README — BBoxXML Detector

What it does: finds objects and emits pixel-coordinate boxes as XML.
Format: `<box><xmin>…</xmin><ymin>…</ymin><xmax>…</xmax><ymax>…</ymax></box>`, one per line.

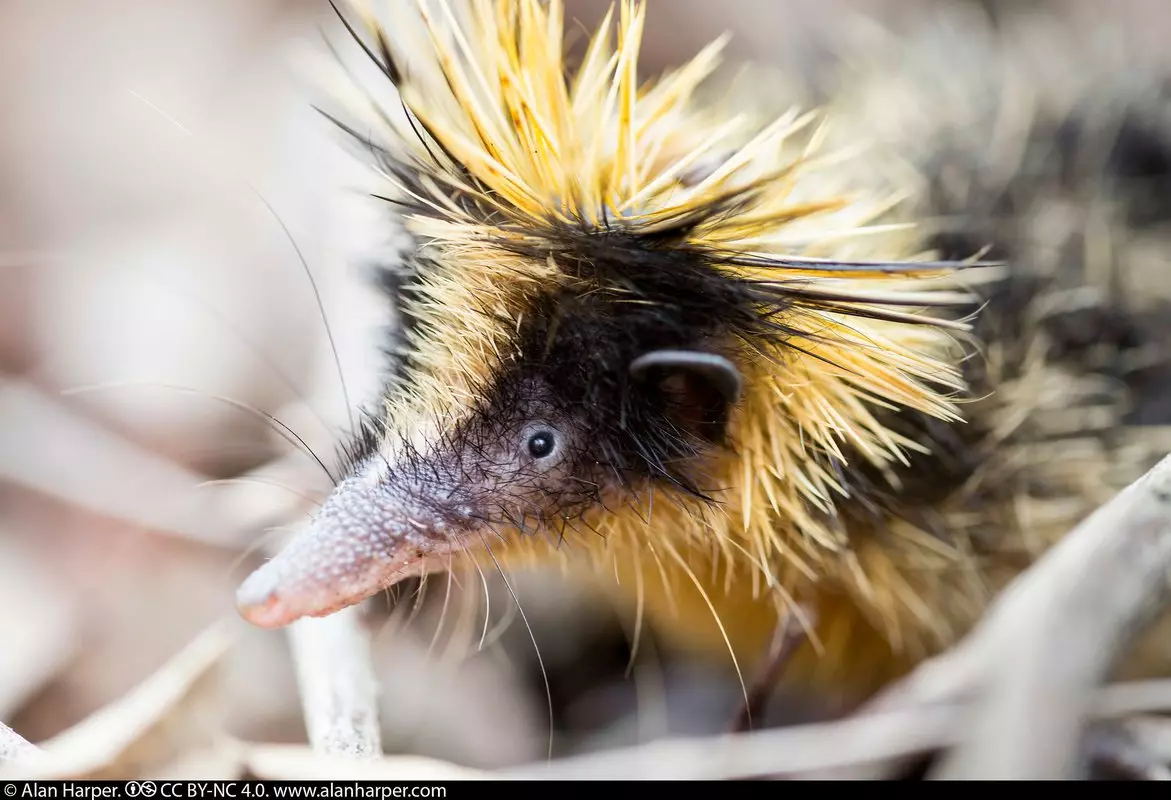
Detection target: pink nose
<box><xmin>236</xmin><ymin>566</ymin><xmax>300</xmax><ymax>628</ymax></box>
<box><xmin>234</xmin><ymin>528</ymin><xmax>399</xmax><ymax>629</ymax></box>
<box><xmin>233</xmin><ymin>476</ymin><xmax>462</xmax><ymax>628</ymax></box>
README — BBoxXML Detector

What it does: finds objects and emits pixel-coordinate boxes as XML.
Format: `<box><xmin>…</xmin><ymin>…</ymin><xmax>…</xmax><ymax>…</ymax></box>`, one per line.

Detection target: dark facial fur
<box><xmin>236</xmin><ymin>228</ymin><xmax>766</xmax><ymax>627</ymax></box>
<box><xmin>359</xmin><ymin>271</ymin><xmax>753</xmax><ymax>531</ymax></box>
<box><xmin>387</xmin><ymin>373</ymin><xmax>622</xmax><ymax>535</ymax></box>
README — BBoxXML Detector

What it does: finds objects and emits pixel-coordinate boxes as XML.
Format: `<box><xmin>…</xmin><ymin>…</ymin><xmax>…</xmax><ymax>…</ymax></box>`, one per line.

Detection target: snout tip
<box><xmin>235</xmin><ymin>565</ymin><xmax>297</xmax><ymax>628</ymax></box>
<box><xmin>233</xmin><ymin>476</ymin><xmax>465</xmax><ymax>629</ymax></box>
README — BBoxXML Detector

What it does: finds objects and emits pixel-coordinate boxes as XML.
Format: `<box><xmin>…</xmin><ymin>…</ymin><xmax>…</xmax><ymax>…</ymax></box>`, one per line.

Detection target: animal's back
<box><xmin>614</xmin><ymin>6</ymin><xmax>1171</xmax><ymax>705</ymax></box>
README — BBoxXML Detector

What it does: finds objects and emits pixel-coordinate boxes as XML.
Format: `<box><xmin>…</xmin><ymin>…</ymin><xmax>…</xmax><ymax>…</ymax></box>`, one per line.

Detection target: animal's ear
<box><xmin>629</xmin><ymin>350</ymin><xmax>742</xmax><ymax>444</ymax></box>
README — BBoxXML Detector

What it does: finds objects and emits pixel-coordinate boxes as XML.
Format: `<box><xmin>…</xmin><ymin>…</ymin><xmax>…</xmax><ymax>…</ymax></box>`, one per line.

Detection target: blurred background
<box><xmin>3</xmin><ymin>0</ymin><xmax>1171</xmax><ymax>775</ymax></box>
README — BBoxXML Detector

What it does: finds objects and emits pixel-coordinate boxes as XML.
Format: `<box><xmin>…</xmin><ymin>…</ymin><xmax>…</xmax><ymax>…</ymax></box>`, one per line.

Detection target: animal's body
<box><xmin>236</xmin><ymin>0</ymin><xmax>1171</xmax><ymax>708</ymax></box>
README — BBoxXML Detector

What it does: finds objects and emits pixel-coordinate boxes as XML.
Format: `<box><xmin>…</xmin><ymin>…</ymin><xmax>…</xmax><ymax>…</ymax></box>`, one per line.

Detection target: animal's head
<box><xmin>237</xmin><ymin>0</ymin><xmax>975</xmax><ymax>628</ymax></box>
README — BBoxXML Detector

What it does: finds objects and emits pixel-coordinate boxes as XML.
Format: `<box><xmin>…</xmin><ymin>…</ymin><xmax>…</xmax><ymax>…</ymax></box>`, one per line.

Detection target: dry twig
<box><xmin>498</xmin><ymin>675</ymin><xmax>1171</xmax><ymax>781</ymax></box>
<box><xmin>933</xmin><ymin>453</ymin><xmax>1171</xmax><ymax>779</ymax></box>
<box><xmin>506</xmin><ymin>704</ymin><xmax>966</xmax><ymax>780</ymax></box>
<box><xmin>255</xmin><ymin>522</ymin><xmax>381</xmax><ymax>760</ymax></box>
<box><xmin>286</xmin><ymin>601</ymin><xmax>382</xmax><ymax>759</ymax></box>
<box><xmin>1096</xmin><ymin>680</ymin><xmax>1171</xmax><ymax>716</ymax></box>
<box><xmin>0</xmin><ymin>721</ymin><xmax>41</xmax><ymax>767</ymax></box>
<box><xmin>801</xmin><ymin>639</ymin><xmax>988</xmax><ymax>779</ymax></box>
<box><xmin>0</xmin><ymin>623</ymin><xmax>230</xmax><ymax>779</ymax></box>
<box><xmin>0</xmin><ymin>378</ymin><xmax>251</xmax><ymax>549</ymax></box>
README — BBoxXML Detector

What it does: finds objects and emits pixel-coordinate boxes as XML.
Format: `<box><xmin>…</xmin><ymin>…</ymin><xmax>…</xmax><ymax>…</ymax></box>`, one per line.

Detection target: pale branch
<box><xmin>265</xmin><ymin>524</ymin><xmax>382</xmax><ymax>760</ymax></box>
<box><xmin>1095</xmin><ymin>680</ymin><xmax>1171</xmax><ymax>717</ymax></box>
<box><xmin>0</xmin><ymin>378</ymin><xmax>254</xmax><ymax>549</ymax></box>
<box><xmin>287</xmin><ymin>605</ymin><xmax>383</xmax><ymax>759</ymax></box>
<box><xmin>932</xmin><ymin>453</ymin><xmax>1171</xmax><ymax>779</ymax></box>
<box><xmin>0</xmin><ymin>721</ymin><xmax>42</xmax><ymax>767</ymax></box>
<box><xmin>500</xmin><ymin>675</ymin><xmax>1171</xmax><ymax>781</ymax></box>
<box><xmin>801</xmin><ymin>638</ymin><xmax>989</xmax><ymax>779</ymax></box>
<box><xmin>506</xmin><ymin>704</ymin><xmax>965</xmax><ymax>780</ymax></box>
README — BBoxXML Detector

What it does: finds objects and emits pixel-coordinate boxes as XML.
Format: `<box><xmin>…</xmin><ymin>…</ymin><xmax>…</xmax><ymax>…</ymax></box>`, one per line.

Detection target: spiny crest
<box><xmin>333</xmin><ymin>0</ymin><xmax>956</xmax><ymax>267</ymax></box>
<box><xmin>324</xmin><ymin>0</ymin><xmax>988</xmax><ymax>602</ymax></box>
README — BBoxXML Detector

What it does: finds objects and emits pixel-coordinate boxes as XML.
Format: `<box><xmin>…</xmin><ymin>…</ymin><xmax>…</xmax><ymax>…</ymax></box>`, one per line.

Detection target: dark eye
<box><xmin>527</xmin><ymin>430</ymin><xmax>556</xmax><ymax>459</ymax></box>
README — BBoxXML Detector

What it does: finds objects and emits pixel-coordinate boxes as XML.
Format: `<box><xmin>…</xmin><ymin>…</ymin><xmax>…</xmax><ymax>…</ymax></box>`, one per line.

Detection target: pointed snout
<box><xmin>235</xmin><ymin>475</ymin><xmax>460</xmax><ymax>628</ymax></box>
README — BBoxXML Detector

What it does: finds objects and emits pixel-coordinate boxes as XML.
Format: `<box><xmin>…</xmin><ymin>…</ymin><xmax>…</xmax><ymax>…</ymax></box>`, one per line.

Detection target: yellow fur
<box><xmin>328</xmin><ymin>0</ymin><xmax>1003</xmax><ymax>695</ymax></box>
